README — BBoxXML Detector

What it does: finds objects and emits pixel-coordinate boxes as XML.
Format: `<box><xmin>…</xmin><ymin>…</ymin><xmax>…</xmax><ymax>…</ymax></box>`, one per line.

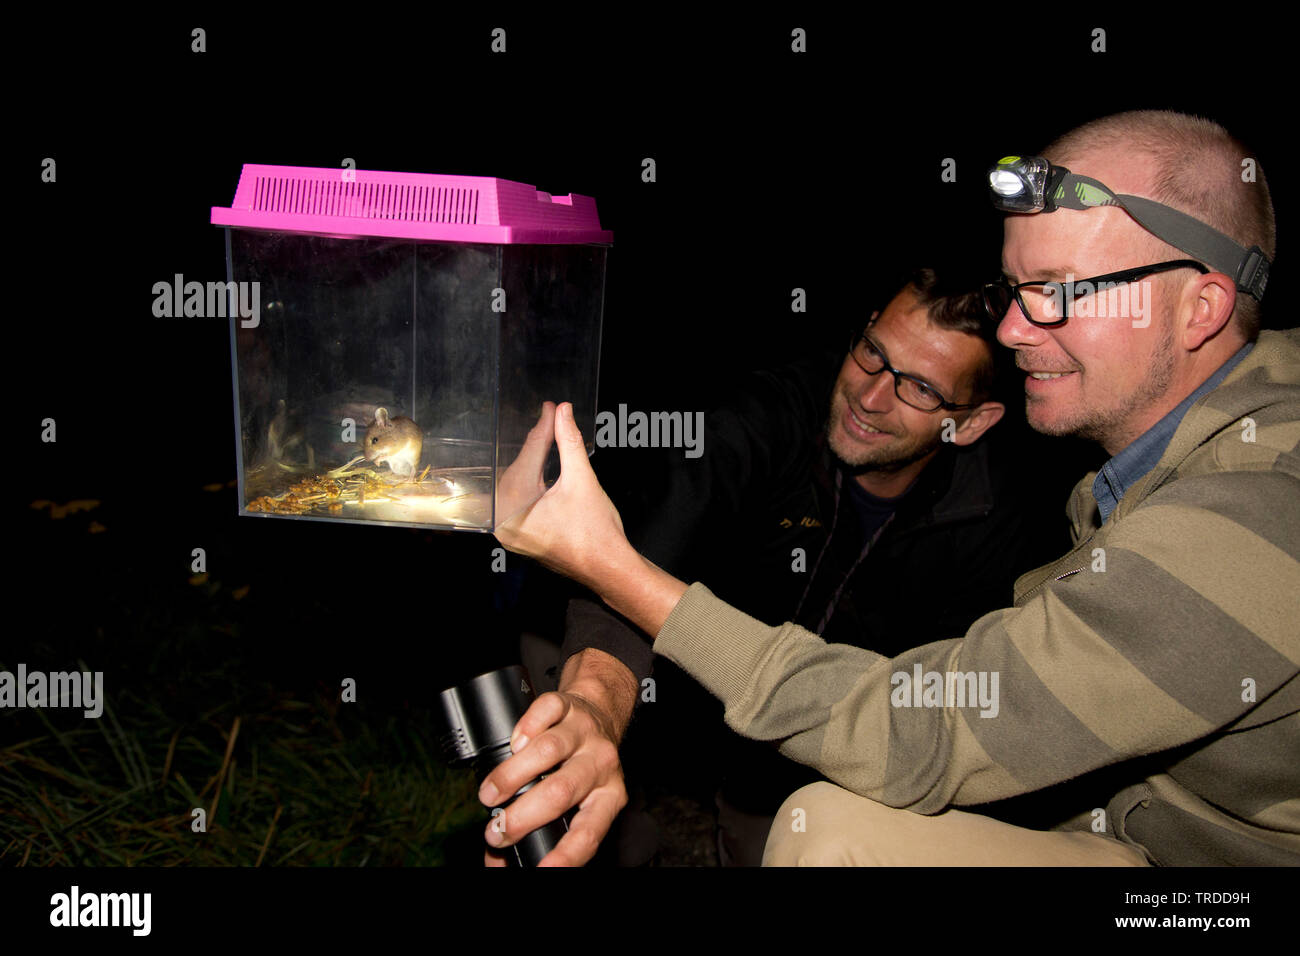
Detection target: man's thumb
<box><xmin>554</xmin><ymin>402</ymin><xmax>592</xmax><ymax>471</ymax></box>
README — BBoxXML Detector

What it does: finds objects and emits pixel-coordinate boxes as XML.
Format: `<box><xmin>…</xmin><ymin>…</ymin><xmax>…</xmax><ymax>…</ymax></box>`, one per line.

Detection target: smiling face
<box><xmin>827</xmin><ymin>287</ymin><xmax>993</xmax><ymax>496</ymax></box>
<box><xmin>995</xmin><ymin>150</ymin><xmax>1193</xmax><ymax>454</ymax></box>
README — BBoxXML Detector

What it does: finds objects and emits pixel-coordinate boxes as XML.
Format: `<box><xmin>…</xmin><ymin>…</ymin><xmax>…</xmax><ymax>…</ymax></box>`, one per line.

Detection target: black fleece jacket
<box><xmin>560</xmin><ymin>351</ymin><xmax>1069</xmax><ymax>679</ymax></box>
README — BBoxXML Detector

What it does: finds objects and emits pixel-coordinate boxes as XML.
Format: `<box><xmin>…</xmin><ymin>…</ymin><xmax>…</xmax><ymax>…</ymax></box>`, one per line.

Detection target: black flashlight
<box><xmin>436</xmin><ymin>665</ymin><xmax>570</xmax><ymax>866</ymax></box>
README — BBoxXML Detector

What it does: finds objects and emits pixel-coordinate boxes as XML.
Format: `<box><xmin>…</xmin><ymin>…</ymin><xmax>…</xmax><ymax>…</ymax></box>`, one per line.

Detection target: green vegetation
<box><xmin>1</xmin><ymin>679</ymin><xmax>484</xmax><ymax>867</ymax></box>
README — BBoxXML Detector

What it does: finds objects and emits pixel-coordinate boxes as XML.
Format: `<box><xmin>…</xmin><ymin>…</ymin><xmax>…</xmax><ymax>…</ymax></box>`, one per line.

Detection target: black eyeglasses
<box><xmin>847</xmin><ymin>326</ymin><xmax>978</xmax><ymax>412</ymax></box>
<box><xmin>983</xmin><ymin>259</ymin><xmax>1209</xmax><ymax>327</ymax></box>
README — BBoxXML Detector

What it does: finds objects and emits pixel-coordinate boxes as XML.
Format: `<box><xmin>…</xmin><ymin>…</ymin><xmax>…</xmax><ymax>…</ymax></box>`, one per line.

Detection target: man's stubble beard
<box><xmin>1027</xmin><ymin>316</ymin><xmax>1176</xmax><ymax>448</ymax></box>
<box><xmin>825</xmin><ymin>391</ymin><xmax>943</xmax><ymax>475</ymax></box>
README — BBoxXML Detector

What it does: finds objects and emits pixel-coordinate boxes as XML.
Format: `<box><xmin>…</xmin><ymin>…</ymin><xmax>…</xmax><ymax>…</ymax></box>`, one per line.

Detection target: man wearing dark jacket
<box><xmin>485</xmin><ymin>268</ymin><xmax>1072</xmax><ymax>865</ymax></box>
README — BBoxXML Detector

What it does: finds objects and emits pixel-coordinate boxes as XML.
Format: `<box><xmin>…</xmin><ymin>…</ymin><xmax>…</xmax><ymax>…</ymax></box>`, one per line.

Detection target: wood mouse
<box><xmin>363</xmin><ymin>407</ymin><xmax>423</xmax><ymax>478</ymax></box>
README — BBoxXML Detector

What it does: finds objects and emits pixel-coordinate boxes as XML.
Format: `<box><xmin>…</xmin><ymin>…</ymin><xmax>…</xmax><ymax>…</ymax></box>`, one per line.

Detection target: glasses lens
<box><xmin>1017</xmin><ymin>283</ymin><xmax>1072</xmax><ymax>326</ymax></box>
<box><xmin>853</xmin><ymin>336</ymin><xmax>885</xmax><ymax>372</ymax></box>
<box><xmin>897</xmin><ymin>378</ymin><xmax>943</xmax><ymax>411</ymax></box>
<box><xmin>982</xmin><ymin>282</ymin><xmax>1013</xmax><ymax>321</ymax></box>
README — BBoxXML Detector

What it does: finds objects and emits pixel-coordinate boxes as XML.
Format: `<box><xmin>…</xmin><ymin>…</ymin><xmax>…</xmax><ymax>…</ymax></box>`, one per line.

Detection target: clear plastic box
<box><xmin>211</xmin><ymin>164</ymin><xmax>610</xmax><ymax>531</ymax></box>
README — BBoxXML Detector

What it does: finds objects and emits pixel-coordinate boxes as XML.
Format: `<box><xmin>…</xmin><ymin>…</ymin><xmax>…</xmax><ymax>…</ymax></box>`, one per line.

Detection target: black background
<box><xmin>7</xmin><ymin>10</ymin><xmax>1296</xmax><ymax>935</ymax></box>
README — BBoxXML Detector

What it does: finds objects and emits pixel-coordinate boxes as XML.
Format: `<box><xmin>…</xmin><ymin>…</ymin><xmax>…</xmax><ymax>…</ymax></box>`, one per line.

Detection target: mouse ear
<box><xmin>374</xmin><ymin>407</ymin><xmax>390</xmax><ymax>426</ymax></box>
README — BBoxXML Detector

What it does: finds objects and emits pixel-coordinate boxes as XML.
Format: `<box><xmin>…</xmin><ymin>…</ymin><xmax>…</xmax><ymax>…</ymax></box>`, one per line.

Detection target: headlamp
<box><xmin>987</xmin><ymin>156</ymin><xmax>1057</xmax><ymax>211</ymax></box>
<box><xmin>987</xmin><ymin>155</ymin><xmax>1270</xmax><ymax>300</ymax></box>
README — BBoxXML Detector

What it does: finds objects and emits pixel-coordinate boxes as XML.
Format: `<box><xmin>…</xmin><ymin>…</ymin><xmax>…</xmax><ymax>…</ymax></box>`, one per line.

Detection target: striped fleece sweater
<box><xmin>653</xmin><ymin>328</ymin><xmax>1300</xmax><ymax>865</ymax></box>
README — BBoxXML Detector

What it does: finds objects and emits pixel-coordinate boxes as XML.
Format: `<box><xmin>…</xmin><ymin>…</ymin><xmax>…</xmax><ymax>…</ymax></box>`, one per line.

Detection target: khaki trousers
<box><xmin>764</xmin><ymin>782</ymin><xmax>1150</xmax><ymax>866</ymax></box>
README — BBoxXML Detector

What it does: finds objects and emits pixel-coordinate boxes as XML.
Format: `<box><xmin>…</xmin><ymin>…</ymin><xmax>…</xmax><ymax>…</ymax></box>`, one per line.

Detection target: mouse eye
<box><xmin>370</xmin><ymin>437</ymin><xmax>378</xmax><ymax>444</ymax></box>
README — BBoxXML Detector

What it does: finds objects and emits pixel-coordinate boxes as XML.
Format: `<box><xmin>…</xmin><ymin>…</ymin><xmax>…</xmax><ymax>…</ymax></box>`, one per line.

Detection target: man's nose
<box><xmin>855</xmin><ymin>369</ymin><xmax>896</xmax><ymax>409</ymax></box>
<box><xmin>995</xmin><ymin>297</ymin><xmax>1050</xmax><ymax>350</ymax></box>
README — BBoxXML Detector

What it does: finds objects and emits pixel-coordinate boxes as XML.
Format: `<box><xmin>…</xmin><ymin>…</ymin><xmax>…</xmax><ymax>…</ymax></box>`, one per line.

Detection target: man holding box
<box><xmin>490</xmin><ymin>110</ymin><xmax>1299</xmax><ymax>865</ymax></box>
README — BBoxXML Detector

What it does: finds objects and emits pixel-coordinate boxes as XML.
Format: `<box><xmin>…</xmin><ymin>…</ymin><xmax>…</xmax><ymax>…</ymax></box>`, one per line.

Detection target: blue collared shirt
<box><xmin>1093</xmin><ymin>342</ymin><xmax>1254</xmax><ymax>523</ymax></box>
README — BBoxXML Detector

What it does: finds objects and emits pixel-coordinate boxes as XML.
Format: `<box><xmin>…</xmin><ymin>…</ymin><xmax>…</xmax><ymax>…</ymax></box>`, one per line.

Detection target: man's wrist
<box><xmin>558</xmin><ymin>648</ymin><xmax>639</xmax><ymax>744</ymax></box>
<box><xmin>577</xmin><ymin>534</ymin><xmax>644</xmax><ymax>595</ymax></box>
<box><xmin>600</xmin><ymin>550</ymin><xmax>690</xmax><ymax>639</ymax></box>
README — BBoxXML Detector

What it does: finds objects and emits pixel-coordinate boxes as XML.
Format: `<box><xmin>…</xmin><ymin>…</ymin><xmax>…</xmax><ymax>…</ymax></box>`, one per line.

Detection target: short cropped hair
<box><xmin>1043</xmin><ymin>110</ymin><xmax>1275</xmax><ymax>339</ymax></box>
<box><xmin>905</xmin><ymin>267</ymin><xmax>999</xmax><ymax>403</ymax></box>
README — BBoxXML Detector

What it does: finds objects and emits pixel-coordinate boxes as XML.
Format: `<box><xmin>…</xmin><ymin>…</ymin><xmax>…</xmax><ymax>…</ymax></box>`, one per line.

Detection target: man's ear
<box><xmin>949</xmin><ymin>401</ymin><xmax>1004</xmax><ymax>447</ymax></box>
<box><xmin>1182</xmin><ymin>272</ymin><xmax>1237</xmax><ymax>350</ymax></box>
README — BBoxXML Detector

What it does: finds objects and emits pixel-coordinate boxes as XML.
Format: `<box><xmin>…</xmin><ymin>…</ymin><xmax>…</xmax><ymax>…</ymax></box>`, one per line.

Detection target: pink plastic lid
<box><xmin>211</xmin><ymin>164</ymin><xmax>612</xmax><ymax>244</ymax></box>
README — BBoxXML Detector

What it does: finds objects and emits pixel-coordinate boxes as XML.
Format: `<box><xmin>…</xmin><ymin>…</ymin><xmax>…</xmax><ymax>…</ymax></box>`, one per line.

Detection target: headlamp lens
<box><xmin>987</xmin><ymin>156</ymin><xmax>1052</xmax><ymax>213</ymax></box>
<box><xmin>989</xmin><ymin>169</ymin><xmax>1025</xmax><ymax>197</ymax></box>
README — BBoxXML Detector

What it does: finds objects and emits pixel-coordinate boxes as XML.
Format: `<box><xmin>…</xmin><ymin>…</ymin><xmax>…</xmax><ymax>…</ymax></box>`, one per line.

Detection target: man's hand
<box><xmin>495</xmin><ymin>401</ymin><xmax>690</xmax><ymax>652</ymax></box>
<box><xmin>495</xmin><ymin>400</ymin><xmax>557</xmax><ymax>527</ymax></box>
<box><xmin>477</xmin><ymin>649</ymin><xmax>638</xmax><ymax>866</ymax></box>
<box><xmin>494</xmin><ymin>402</ymin><xmax>634</xmax><ymax>594</ymax></box>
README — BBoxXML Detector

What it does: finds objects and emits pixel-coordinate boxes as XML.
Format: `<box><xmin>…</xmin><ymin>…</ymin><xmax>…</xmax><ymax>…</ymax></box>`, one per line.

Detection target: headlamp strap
<box><xmin>1045</xmin><ymin>173</ymin><xmax>1120</xmax><ymax>211</ymax></box>
<box><xmin>1050</xmin><ymin>172</ymin><xmax>1270</xmax><ymax>300</ymax></box>
<box><xmin>1117</xmin><ymin>196</ymin><xmax>1269</xmax><ymax>301</ymax></box>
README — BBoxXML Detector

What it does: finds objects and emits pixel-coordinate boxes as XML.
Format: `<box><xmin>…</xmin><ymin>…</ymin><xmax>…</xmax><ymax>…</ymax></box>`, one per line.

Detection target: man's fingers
<box><xmin>483</xmin><ymin>758</ymin><xmax>596</xmax><ymax>848</ymax></box>
<box><xmin>478</xmin><ymin>694</ymin><xmax>573</xmax><ymax>806</ymax></box>
<box><xmin>511</xmin><ymin>691</ymin><xmax>569</xmax><ymax>748</ymax></box>
<box><xmin>532</xmin><ymin>400</ymin><xmax>558</xmax><ymax>434</ymax></box>
<box><xmin>475</xmin><ymin>688</ymin><xmax>629</xmax><ymax>866</ymax></box>
<box><xmin>553</xmin><ymin>402</ymin><xmax>594</xmax><ymax>477</ymax></box>
<box><xmin>516</xmin><ymin>401</ymin><xmax>557</xmax><ymax>475</ymax></box>
<box><xmin>536</xmin><ymin>787</ymin><xmax>628</xmax><ymax>867</ymax></box>
<box><xmin>494</xmin><ymin>401</ymin><xmax>558</xmax><ymax>528</ymax></box>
